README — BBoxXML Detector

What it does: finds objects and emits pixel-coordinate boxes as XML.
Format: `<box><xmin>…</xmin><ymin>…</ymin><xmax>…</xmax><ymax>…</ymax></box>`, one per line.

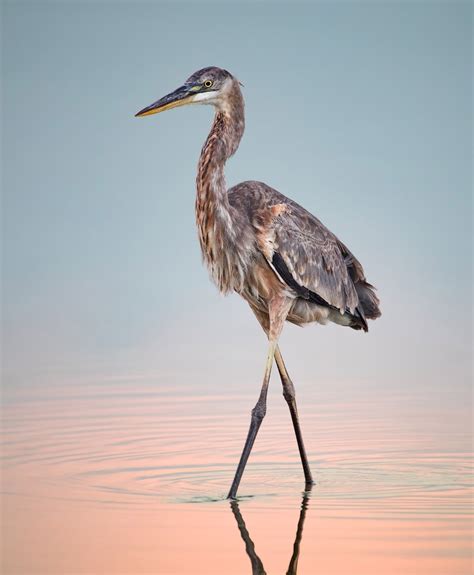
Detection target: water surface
<box><xmin>2</xmin><ymin>372</ymin><xmax>472</xmax><ymax>574</ymax></box>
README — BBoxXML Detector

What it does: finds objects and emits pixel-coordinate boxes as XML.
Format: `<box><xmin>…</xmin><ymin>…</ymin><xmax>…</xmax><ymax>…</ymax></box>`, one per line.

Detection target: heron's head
<box><xmin>135</xmin><ymin>67</ymin><xmax>238</xmax><ymax>118</ymax></box>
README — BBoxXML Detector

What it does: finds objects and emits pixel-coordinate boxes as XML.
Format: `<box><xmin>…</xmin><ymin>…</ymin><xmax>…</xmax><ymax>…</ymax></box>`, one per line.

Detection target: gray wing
<box><xmin>271</xmin><ymin>204</ymin><xmax>360</xmax><ymax>313</ymax></box>
<box><xmin>228</xmin><ymin>180</ymin><xmax>367</xmax><ymax>315</ymax></box>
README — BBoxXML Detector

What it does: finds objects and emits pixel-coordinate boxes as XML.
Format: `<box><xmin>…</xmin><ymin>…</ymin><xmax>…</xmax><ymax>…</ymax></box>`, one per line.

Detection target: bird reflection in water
<box><xmin>230</xmin><ymin>487</ymin><xmax>312</xmax><ymax>575</ymax></box>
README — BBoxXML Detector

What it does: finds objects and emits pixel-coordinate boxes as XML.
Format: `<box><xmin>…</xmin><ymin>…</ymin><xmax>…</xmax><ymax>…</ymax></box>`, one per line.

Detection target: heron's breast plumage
<box><xmin>195</xmin><ymin>192</ymin><xmax>255</xmax><ymax>294</ymax></box>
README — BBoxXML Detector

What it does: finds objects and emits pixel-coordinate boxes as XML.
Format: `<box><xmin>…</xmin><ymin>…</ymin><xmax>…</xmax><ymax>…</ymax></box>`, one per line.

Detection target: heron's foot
<box><xmin>305</xmin><ymin>478</ymin><xmax>316</xmax><ymax>489</ymax></box>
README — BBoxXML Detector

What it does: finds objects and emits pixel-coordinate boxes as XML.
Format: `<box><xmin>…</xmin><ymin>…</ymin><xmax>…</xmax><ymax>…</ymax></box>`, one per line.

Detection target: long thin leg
<box><xmin>228</xmin><ymin>296</ymin><xmax>291</xmax><ymax>500</ymax></box>
<box><xmin>227</xmin><ymin>339</ymin><xmax>277</xmax><ymax>499</ymax></box>
<box><xmin>274</xmin><ymin>346</ymin><xmax>314</xmax><ymax>486</ymax></box>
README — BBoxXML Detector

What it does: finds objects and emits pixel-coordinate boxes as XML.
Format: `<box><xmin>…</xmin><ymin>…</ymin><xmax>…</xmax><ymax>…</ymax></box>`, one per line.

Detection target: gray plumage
<box><xmin>136</xmin><ymin>66</ymin><xmax>381</xmax><ymax>499</ymax></box>
<box><xmin>227</xmin><ymin>181</ymin><xmax>380</xmax><ymax>331</ymax></box>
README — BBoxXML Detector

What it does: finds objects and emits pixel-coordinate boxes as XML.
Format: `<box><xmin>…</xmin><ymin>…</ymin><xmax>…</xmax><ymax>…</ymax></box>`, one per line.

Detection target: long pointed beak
<box><xmin>135</xmin><ymin>85</ymin><xmax>194</xmax><ymax>117</ymax></box>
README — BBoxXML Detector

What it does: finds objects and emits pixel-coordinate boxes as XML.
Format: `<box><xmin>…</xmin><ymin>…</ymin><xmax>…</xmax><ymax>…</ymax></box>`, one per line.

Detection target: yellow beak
<box><xmin>135</xmin><ymin>85</ymin><xmax>194</xmax><ymax>117</ymax></box>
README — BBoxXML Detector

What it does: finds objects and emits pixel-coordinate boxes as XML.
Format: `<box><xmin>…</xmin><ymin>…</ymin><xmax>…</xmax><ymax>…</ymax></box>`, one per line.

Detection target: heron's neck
<box><xmin>195</xmin><ymin>84</ymin><xmax>245</xmax><ymax>259</ymax></box>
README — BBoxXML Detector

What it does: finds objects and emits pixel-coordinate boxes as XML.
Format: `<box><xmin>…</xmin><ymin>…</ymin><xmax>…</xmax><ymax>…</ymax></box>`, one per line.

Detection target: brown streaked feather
<box><xmin>194</xmin><ymin>82</ymin><xmax>254</xmax><ymax>295</ymax></box>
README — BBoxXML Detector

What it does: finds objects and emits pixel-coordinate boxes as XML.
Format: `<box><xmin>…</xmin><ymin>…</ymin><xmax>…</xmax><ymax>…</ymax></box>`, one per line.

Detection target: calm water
<box><xmin>2</xmin><ymin>371</ymin><xmax>472</xmax><ymax>574</ymax></box>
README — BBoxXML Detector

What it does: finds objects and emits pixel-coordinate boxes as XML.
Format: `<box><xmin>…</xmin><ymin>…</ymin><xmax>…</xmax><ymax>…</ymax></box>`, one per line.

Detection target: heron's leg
<box><xmin>227</xmin><ymin>338</ymin><xmax>277</xmax><ymax>499</ymax></box>
<box><xmin>274</xmin><ymin>346</ymin><xmax>314</xmax><ymax>486</ymax></box>
<box><xmin>227</xmin><ymin>297</ymin><xmax>291</xmax><ymax>500</ymax></box>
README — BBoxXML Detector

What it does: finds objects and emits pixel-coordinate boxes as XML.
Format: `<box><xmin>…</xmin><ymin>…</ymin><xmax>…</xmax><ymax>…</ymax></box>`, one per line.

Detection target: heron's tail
<box><xmin>356</xmin><ymin>281</ymin><xmax>381</xmax><ymax>320</ymax></box>
<box><xmin>349</xmin><ymin>281</ymin><xmax>381</xmax><ymax>332</ymax></box>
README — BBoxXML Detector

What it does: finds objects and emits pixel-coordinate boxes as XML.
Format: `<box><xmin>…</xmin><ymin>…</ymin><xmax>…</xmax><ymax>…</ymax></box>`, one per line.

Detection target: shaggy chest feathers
<box><xmin>195</xmin><ymin>190</ymin><xmax>254</xmax><ymax>295</ymax></box>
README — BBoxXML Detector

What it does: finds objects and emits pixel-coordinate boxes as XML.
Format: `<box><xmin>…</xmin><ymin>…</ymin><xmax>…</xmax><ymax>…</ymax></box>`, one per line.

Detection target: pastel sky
<box><xmin>2</xmin><ymin>1</ymin><xmax>471</xmax><ymax>396</ymax></box>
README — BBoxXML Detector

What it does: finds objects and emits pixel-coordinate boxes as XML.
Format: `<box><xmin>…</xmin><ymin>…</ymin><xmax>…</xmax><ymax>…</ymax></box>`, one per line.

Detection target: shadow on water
<box><xmin>230</xmin><ymin>487</ymin><xmax>312</xmax><ymax>575</ymax></box>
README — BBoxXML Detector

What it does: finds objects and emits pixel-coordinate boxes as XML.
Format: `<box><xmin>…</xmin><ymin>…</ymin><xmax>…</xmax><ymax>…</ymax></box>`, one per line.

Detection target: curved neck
<box><xmin>195</xmin><ymin>81</ymin><xmax>245</xmax><ymax>255</ymax></box>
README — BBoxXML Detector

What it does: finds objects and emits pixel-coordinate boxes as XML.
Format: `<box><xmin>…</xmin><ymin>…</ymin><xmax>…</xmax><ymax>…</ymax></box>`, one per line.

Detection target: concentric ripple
<box><xmin>2</xmin><ymin>376</ymin><xmax>472</xmax><ymax>574</ymax></box>
<box><xmin>2</xmin><ymin>379</ymin><xmax>472</xmax><ymax>514</ymax></box>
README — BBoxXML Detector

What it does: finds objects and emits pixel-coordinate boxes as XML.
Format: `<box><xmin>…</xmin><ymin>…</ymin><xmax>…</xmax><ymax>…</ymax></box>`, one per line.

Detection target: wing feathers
<box><xmin>270</xmin><ymin>207</ymin><xmax>359</xmax><ymax>314</ymax></box>
<box><xmin>227</xmin><ymin>181</ymin><xmax>381</xmax><ymax>325</ymax></box>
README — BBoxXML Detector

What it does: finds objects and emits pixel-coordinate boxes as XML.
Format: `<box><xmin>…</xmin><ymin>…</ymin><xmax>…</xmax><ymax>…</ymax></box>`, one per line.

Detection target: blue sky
<box><xmin>2</xmin><ymin>1</ymin><xmax>472</xmax><ymax>395</ymax></box>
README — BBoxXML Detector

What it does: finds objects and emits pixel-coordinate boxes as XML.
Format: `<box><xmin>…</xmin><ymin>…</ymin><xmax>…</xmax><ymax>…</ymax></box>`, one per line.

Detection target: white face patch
<box><xmin>190</xmin><ymin>91</ymin><xmax>219</xmax><ymax>104</ymax></box>
<box><xmin>189</xmin><ymin>78</ymin><xmax>235</xmax><ymax>111</ymax></box>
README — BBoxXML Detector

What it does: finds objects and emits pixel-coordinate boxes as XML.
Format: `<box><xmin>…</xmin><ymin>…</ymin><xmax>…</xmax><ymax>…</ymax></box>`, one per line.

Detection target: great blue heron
<box><xmin>136</xmin><ymin>66</ymin><xmax>381</xmax><ymax>499</ymax></box>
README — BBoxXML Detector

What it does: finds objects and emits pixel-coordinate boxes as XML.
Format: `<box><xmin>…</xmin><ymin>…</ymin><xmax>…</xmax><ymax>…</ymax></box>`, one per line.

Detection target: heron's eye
<box><xmin>204</xmin><ymin>80</ymin><xmax>213</xmax><ymax>88</ymax></box>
